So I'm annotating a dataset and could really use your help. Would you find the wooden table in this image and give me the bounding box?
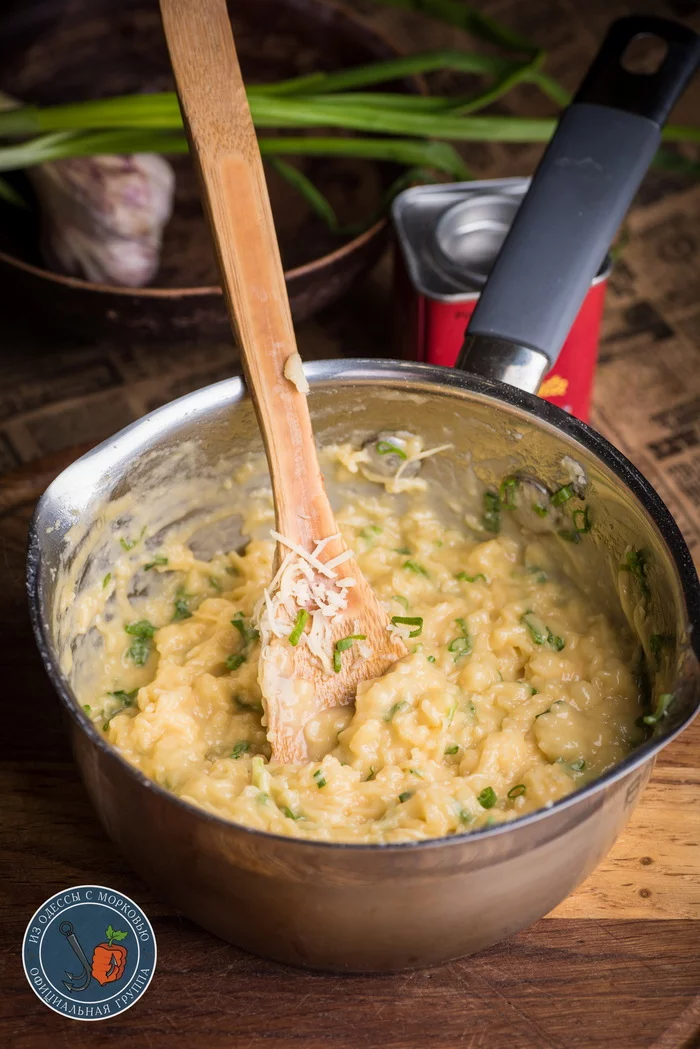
[1,0,700,1045]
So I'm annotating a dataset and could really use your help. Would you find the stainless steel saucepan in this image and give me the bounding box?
[27,17,700,971]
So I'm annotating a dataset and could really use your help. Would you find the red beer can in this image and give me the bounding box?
[391,178,611,422]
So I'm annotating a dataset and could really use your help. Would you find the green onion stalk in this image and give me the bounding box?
[0,0,697,235]
[0,88,697,232]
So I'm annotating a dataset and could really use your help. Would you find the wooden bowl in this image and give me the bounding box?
[0,0,421,341]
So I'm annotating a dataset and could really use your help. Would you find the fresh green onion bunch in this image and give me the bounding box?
[0,0,697,270]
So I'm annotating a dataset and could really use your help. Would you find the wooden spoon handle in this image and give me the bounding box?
[159,0,336,550]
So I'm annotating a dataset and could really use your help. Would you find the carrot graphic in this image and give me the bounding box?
[91,925,128,985]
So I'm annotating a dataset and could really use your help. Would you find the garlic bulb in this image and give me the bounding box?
[28,153,175,287]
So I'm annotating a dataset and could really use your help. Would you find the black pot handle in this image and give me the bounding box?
[457,16,700,393]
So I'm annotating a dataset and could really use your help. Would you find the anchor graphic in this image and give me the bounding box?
[59,921,93,992]
[58,920,130,991]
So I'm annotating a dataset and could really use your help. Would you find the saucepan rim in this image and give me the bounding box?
[26,358,700,854]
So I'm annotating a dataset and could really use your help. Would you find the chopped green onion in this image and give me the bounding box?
[231,740,250,759]
[235,695,263,714]
[209,576,222,592]
[448,637,471,660]
[409,768,423,778]
[445,743,459,755]
[83,705,91,714]
[337,636,362,652]
[427,655,436,663]
[282,806,302,820]
[482,490,500,533]
[477,786,497,809]
[403,559,429,576]
[144,555,168,570]
[102,572,111,588]
[521,611,564,650]
[313,769,327,789]
[527,565,548,583]
[507,784,526,799]
[555,757,585,774]
[288,608,309,646]
[333,633,367,672]
[551,484,574,506]
[530,686,539,695]
[360,524,383,540]
[531,502,548,518]
[231,612,260,645]
[101,694,137,729]
[558,528,582,543]
[456,571,487,583]
[499,476,518,510]
[642,692,674,725]
[366,766,376,781]
[391,615,423,637]
[572,507,591,534]
[620,549,650,597]
[398,791,414,803]
[448,617,471,661]
[172,592,192,621]
[393,595,409,610]
[119,525,145,552]
[126,638,150,665]
[125,620,155,638]
[459,809,474,824]
[109,689,138,706]
[226,653,246,672]
[124,620,155,666]
[376,440,407,459]
[385,700,408,722]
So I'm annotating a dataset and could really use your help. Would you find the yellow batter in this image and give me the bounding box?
[83,444,643,843]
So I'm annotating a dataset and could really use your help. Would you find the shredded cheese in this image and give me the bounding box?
[256,438,451,673]
[349,438,454,494]
[324,549,355,572]
[270,530,335,578]
[255,531,361,675]
[393,443,453,487]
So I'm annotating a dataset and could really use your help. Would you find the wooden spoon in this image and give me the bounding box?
[159,0,406,762]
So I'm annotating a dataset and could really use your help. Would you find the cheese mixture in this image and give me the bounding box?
[82,440,645,844]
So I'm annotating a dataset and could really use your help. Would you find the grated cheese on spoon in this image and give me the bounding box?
[256,531,361,675]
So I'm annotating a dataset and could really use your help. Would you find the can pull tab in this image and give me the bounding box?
[457,15,700,394]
